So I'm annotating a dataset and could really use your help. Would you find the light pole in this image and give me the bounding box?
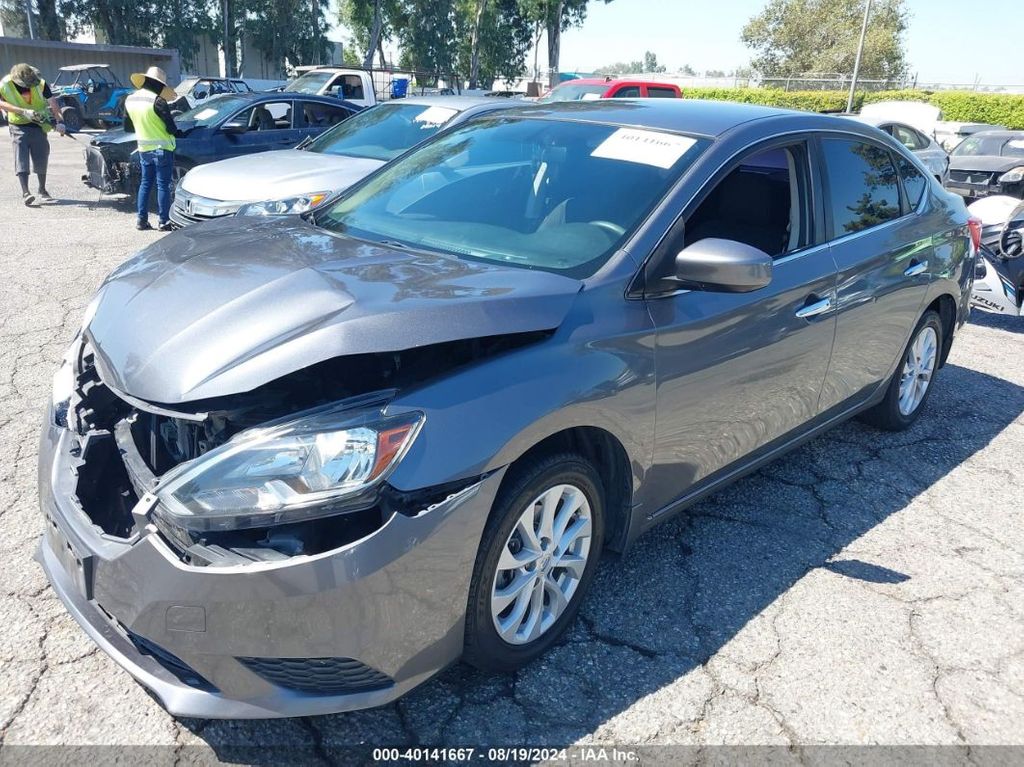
[846,0,872,113]
[24,0,35,39]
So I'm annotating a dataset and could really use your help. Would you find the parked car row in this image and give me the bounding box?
[46,95,978,719]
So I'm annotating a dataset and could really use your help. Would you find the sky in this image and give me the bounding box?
[333,0,1024,87]
[557,0,1023,86]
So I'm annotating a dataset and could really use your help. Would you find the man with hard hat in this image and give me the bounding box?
[0,63,66,206]
[124,66,179,231]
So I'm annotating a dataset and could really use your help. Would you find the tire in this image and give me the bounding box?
[860,310,943,431]
[464,453,605,673]
[60,105,82,133]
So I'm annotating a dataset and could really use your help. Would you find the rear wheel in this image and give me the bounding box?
[464,453,604,672]
[860,310,942,431]
[60,105,82,133]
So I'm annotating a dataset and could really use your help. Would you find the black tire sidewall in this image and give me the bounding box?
[60,106,82,133]
[464,454,605,672]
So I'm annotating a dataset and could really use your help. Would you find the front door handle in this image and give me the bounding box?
[904,261,928,277]
[795,295,833,319]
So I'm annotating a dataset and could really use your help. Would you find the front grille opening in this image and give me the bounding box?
[75,432,139,538]
[237,656,392,695]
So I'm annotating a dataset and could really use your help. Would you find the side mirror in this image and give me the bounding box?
[194,90,208,100]
[221,121,248,135]
[674,238,773,293]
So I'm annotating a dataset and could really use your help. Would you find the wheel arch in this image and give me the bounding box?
[493,425,634,554]
[926,292,957,367]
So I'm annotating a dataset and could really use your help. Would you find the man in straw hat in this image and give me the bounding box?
[0,63,66,206]
[124,66,179,231]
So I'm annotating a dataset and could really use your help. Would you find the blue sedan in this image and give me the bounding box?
[82,91,362,194]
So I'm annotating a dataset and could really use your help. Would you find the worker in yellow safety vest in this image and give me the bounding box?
[0,63,66,206]
[124,66,179,231]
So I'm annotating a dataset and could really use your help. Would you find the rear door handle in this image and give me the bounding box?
[795,295,833,319]
[904,261,928,277]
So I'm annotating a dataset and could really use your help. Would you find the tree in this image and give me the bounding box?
[240,0,331,72]
[60,0,211,67]
[741,0,909,80]
[679,63,695,76]
[458,0,532,87]
[705,68,726,77]
[395,0,458,80]
[595,60,642,75]
[642,50,664,74]
[519,0,611,87]
[340,0,402,67]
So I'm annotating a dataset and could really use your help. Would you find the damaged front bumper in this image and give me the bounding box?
[82,145,131,195]
[37,405,503,718]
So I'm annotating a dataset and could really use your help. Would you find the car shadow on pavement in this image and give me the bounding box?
[177,361,1024,759]
[970,310,1024,335]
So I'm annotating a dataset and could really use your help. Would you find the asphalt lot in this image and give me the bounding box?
[1,132,1023,761]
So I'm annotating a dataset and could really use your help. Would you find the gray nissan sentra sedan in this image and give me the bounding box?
[39,100,975,718]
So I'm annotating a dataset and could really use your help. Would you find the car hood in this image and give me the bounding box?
[949,155,1024,173]
[85,217,582,404]
[180,149,385,202]
[91,128,136,147]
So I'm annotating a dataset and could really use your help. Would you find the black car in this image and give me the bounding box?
[82,92,362,195]
[946,130,1024,200]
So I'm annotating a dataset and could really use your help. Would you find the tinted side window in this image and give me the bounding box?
[302,102,353,128]
[647,87,677,98]
[612,86,641,97]
[896,155,927,211]
[892,124,926,151]
[686,144,811,258]
[821,138,901,236]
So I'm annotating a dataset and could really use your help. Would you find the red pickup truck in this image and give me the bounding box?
[539,78,682,102]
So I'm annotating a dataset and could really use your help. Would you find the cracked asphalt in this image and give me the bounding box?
[1,132,1023,761]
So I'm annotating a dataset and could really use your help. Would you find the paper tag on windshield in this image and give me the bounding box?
[592,128,697,169]
[580,93,602,101]
[414,106,457,128]
[193,108,217,120]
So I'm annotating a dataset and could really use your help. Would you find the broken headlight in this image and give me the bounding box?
[153,404,423,532]
[238,192,331,217]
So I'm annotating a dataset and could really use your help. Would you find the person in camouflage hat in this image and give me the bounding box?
[0,63,66,205]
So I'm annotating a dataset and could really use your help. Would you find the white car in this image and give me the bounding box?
[849,110,949,182]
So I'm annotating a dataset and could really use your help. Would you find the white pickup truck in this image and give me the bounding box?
[281,68,380,109]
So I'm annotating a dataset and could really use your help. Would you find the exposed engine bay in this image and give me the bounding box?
[63,330,549,565]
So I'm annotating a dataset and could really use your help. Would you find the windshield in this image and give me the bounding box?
[305,102,460,161]
[954,135,1024,158]
[319,117,708,278]
[177,95,250,127]
[53,70,84,87]
[284,71,334,94]
[539,84,608,103]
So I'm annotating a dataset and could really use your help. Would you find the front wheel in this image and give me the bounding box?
[464,453,605,672]
[860,310,942,431]
[60,105,82,133]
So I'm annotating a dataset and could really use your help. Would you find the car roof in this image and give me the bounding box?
[485,98,804,138]
[381,95,512,111]
[209,91,354,105]
[59,64,110,71]
[965,129,1024,139]
[557,78,667,87]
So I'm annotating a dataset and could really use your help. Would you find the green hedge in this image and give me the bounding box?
[681,87,1024,129]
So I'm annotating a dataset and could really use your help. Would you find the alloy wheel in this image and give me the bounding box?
[490,484,593,645]
[898,325,938,416]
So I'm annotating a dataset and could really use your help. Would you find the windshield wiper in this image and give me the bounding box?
[295,136,314,151]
